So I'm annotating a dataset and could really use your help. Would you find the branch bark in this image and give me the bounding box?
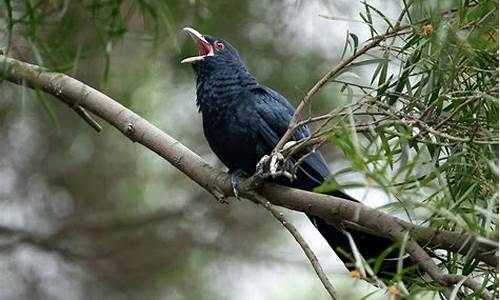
[0,54,497,297]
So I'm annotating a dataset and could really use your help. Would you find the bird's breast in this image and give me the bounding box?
[200,99,267,173]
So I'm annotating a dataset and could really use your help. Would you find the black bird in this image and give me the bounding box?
[181,27,409,279]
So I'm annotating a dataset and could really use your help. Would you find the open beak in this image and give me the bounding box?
[181,27,214,64]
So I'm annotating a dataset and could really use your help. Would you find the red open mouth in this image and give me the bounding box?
[181,27,214,64]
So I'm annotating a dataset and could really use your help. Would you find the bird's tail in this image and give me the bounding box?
[310,189,410,280]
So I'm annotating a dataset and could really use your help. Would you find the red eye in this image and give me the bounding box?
[215,41,224,50]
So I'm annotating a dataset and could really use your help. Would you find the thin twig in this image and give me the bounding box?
[433,94,483,130]
[272,28,411,154]
[402,238,454,299]
[444,274,493,300]
[72,105,102,132]
[383,222,494,300]
[251,192,342,300]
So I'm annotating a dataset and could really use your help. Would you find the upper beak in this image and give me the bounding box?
[181,27,214,64]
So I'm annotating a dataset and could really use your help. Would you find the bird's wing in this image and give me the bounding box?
[251,86,331,185]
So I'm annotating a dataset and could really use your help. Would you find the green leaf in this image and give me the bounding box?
[350,58,390,68]
[361,0,378,37]
[349,33,359,54]
[340,30,351,60]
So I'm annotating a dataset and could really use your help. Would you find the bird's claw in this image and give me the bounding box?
[255,153,296,181]
[230,170,247,199]
[256,155,270,176]
[269,153,284,175]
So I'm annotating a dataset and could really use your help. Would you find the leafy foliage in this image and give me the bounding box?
[2,0,177,72]
[315,0,498,296]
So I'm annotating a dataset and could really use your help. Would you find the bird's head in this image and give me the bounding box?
[181,27,244,72]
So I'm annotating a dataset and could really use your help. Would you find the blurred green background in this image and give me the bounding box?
[0,0,446,299]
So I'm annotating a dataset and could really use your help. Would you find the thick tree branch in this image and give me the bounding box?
[258,183,498,269]
[0,55,497,297]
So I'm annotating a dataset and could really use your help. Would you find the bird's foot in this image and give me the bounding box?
[256,155,270,176]
[255,153,296,181]
[230,169,248,199]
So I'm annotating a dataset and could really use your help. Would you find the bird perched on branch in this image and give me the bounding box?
[181,27,410,280]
